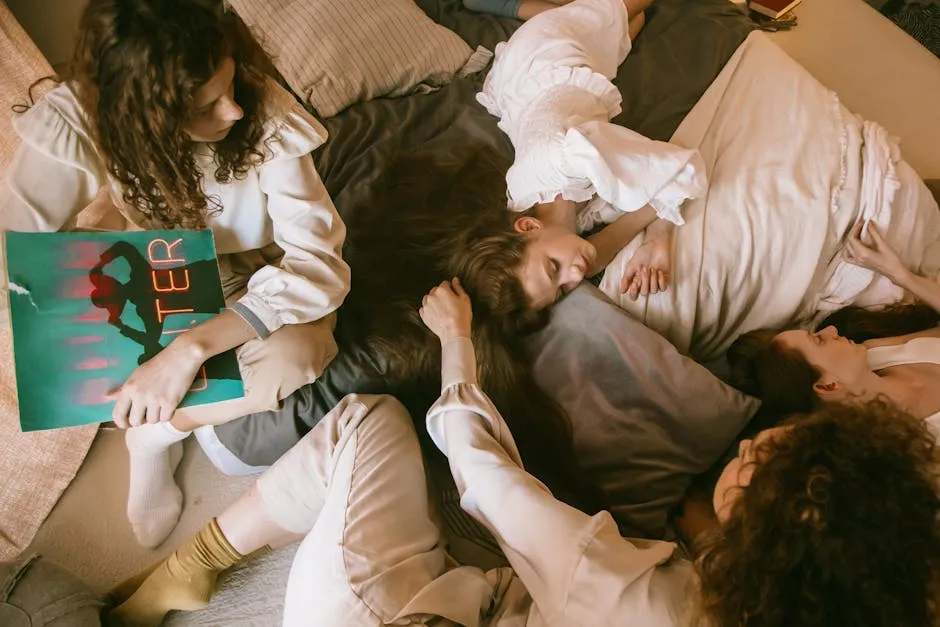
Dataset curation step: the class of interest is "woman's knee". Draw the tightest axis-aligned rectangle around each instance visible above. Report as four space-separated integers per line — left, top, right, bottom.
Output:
337 394 414 439
238 315 339 413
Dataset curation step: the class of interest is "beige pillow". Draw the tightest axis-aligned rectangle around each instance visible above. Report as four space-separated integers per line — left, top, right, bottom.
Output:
227 0 479 118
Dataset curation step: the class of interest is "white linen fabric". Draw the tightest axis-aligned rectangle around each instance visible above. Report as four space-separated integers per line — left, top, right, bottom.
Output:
600 32 940 362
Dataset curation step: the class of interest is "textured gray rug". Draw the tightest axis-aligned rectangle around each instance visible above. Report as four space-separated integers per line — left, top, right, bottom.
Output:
164 545 296 626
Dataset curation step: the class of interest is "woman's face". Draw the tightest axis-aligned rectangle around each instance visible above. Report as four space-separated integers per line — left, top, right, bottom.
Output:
713 426 788 522
775 326 871 400
514 217 597 310
183 57 244 143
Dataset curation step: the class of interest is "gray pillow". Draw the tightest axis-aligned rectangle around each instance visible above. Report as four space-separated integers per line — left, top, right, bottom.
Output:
211 284 758 540
531 284 759 537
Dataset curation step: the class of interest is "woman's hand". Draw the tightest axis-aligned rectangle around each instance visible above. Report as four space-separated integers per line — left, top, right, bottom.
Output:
110 340 205 429
844 221 911 287
419 278 473 343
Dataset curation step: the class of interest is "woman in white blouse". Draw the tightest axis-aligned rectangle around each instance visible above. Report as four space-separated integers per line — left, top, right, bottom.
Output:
110 278 940 627
0 0 349 548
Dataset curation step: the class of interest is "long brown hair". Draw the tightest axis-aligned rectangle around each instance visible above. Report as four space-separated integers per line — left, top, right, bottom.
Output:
727 303 939 415
338 147 605 513
697 401 940 627
67 0 272 228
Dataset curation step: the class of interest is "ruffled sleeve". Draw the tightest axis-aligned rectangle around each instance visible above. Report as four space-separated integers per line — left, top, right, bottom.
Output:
0 83 106 232
230 82 350 338
566 120 708 230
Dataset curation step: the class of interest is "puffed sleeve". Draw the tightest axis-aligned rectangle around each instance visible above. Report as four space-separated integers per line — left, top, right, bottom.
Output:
0 84 106 232
228 84 350 338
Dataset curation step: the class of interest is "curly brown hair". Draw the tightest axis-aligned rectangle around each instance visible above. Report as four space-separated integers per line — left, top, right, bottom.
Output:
68 0 272 229
338 146 605 514
727 303 940 416
697 401 940 627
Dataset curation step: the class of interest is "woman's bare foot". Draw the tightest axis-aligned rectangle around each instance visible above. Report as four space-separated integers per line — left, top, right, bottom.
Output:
620 221 673 301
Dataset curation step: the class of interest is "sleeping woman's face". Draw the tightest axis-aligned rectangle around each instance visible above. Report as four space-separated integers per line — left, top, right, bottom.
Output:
775 326 871 401
514 217 597 310
712 426 788 522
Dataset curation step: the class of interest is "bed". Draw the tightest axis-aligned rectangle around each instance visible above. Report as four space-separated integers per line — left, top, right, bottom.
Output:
212 0 940 542
213 0 762 541
1 0 934 621
0 0 761 572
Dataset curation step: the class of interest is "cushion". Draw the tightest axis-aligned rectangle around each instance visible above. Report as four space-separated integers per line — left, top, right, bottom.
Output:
226 0 479 118
213 285 759 540
0 555 101 626
530 284 759 537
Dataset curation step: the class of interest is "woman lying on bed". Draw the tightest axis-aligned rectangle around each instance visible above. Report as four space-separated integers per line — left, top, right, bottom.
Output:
109 280 940 627
728 222 940 432
477 0 708 303
0 0 349 549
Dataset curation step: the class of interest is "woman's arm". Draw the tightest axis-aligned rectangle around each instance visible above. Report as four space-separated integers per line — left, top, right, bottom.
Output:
231 146 350 339
419 281 690 624
845 221 940 313
586 204 657 276
110 310 255 428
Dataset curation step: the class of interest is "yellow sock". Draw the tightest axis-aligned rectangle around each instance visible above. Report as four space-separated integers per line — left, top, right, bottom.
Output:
108 518 253 626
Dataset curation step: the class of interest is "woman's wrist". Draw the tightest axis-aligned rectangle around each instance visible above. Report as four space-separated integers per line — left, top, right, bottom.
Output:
169 331 211 366
440 335 478 387
894 267 920 292
438 327 472 345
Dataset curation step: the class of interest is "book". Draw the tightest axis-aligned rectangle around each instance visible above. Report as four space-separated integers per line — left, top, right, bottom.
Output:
749 0 802 19
4 230 244 431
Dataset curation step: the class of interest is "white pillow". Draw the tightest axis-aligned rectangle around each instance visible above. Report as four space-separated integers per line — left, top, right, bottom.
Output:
227 0 480 118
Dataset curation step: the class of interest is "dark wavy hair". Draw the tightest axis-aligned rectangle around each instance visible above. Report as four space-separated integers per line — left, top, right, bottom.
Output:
696 401 940 627
338 146 605 514
67 0 272 228
727 303 939 415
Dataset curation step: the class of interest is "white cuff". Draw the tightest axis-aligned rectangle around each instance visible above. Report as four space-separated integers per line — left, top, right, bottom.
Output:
231 292 283 338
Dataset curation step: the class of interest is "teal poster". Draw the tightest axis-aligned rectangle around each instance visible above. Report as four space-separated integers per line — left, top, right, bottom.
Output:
5 230 244 431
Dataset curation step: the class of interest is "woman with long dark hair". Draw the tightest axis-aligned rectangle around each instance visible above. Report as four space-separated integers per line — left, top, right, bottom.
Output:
728 221 940 428
0 0 350 548
337 147 604 512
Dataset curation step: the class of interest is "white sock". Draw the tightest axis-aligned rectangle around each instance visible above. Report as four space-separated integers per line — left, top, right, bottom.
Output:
126 422 189 549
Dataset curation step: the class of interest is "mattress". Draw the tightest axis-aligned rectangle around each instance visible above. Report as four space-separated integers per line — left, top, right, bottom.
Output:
214 0 758 532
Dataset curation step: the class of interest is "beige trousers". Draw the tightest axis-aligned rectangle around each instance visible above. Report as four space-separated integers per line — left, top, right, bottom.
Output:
176 243 338 427
257 394 510 627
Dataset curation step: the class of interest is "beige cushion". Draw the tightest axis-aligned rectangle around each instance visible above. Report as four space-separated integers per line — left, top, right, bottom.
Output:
227 0 477 118
0 3 98 561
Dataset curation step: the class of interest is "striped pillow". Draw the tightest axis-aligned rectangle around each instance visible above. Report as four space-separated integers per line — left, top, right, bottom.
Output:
227 0 478 118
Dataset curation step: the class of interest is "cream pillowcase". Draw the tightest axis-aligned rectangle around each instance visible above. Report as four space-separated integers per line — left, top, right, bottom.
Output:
228 0 484 117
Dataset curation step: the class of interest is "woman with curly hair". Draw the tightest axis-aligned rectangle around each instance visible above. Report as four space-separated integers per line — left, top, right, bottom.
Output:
109 280 940 627
727 221 940 428
0 0 349 548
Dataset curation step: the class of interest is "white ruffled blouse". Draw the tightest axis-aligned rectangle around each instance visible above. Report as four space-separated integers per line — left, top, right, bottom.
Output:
476 0 707 232
0 80 349 338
